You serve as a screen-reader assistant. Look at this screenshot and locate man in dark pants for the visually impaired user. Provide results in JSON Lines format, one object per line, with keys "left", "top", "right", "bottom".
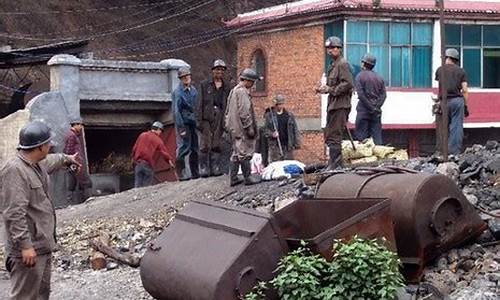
{"left": 132, "top": 121, "right": 174, "bottom": 187}
{"left": 63, "top": 117, "right": 92, "bottom": 204}
{"left": 435, "top": 48, "right": 469, "bottom": 155}
{"left": 354, "top": 53, "right": 387, "bottom": 145}
{"left": 263, "top": 94, "right": 300, "bottom": 163}
{"left": 224, "top": 68, "right": 261, "bottom": 186}
{"left": 316, "top": 36, "right": 353, "bottom": 170}
{"left": 197, "top": 59, "right": 230, "bottom": 177}
{"left": 173, "top": 67, "right": 199, "bottom": 180}
{"left": 1, "top": 120, "right": 80, "bottom": 300}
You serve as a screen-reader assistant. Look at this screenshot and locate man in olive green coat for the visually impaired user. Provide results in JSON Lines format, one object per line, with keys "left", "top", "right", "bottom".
{"left": 316, "top": 36, "right": 354, "bottom": 170}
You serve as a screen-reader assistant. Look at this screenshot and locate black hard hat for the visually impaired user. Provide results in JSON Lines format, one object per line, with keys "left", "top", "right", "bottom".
{"left": 361, "top": 53, "right": 377, "bottom": 66}
{"left": 239, "top": 68, "right": 260, "bottom": 81}
{"left": 177, "top": 67, "right": 191, "bottom": 78}
{"left": 17, "top": 120, "right": 52, "bottom": 150}
{"left": 212, "top": 59, "right": 227, "bottom": 70}
{"left": 325, "top": 36, "right": 343, "bottom": 48}
{"left": 151, "top": 121, "right": 164, "bottom": 130}
{"left": 445, "top": 48, "right": 460, "bottom": 60}
{"left": 69, "top": 116, "right": 83, "bottom": 125}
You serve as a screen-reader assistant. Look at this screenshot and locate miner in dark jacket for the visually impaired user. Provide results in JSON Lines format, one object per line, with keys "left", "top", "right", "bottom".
{"left": 173, "top": 67, "right": 199, "bottom": 181}
{"left": 435, "top": 48, "right": 469, "bottom": 155}
{"left": 196, "top": 59, "right": 230, "bottom": 177}
{"left": 354, "top": 53, "right": 387, "bottom": 145}
{"left": 263, "top": 94, "right": 300, "bottom": 163}
{"left": 316, "top": 36, "right": 353, "bottom": 170}
{"left": 1, "top": 120, "right": 80, "bottom": 300}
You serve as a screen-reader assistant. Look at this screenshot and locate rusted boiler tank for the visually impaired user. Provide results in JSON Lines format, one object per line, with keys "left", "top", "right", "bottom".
{"left": 315, "top": 166, "right": 487, "bottom": 281}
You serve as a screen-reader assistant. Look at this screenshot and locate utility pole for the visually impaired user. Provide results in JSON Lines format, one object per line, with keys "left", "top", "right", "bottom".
{"left": 437, "top": 0, "right": 449, "bottom": 160}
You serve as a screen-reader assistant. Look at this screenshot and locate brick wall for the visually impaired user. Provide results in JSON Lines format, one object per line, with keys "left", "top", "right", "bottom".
{"left": 237, "top": 25, "right": 324, "bottom": 119}
{"left": 237, "top": 25, "right": 327, "bottom": 163}
{"left": 294, "top": 131, "right": 326, "bottom": 163}
{"left": 0, "top": 109, "right": 29, "bottom": 164}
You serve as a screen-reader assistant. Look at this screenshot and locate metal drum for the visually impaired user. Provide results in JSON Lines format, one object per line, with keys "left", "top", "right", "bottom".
{"left": 315, "top": 166, "right": 487, "bottom": 282}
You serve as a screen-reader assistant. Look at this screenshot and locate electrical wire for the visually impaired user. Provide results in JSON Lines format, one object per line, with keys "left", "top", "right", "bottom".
{"left": 93, "top": 2, "right": 228, "bottom": 55}
{"left": 0, "top": 2, "right": 172, "bottom": 38}
{"left": 0, "top": 0, "right": 215, "bottom": 41}
{"left": 0, "top": 0, "right": 184, "bottom": 15}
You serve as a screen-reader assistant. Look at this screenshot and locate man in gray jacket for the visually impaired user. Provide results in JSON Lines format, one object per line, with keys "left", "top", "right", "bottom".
{"left": 1, "top": 120, "right": 79, "bottom": 300}
{"left": 224, "top": 68, "right": 261, "bottom": 186}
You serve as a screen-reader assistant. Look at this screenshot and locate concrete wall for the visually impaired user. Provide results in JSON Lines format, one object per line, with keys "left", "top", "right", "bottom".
{"left": 0, "top": 109, "right": 30, "bottom": 164}
{"left": 0, "top": 55, "right": 188, "bottom": 207}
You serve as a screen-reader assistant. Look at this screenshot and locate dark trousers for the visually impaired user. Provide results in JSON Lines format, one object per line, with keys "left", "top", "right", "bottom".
{"left": 324, "top": 108, "right": 349, "bottom": 147}
{"left": 134, "top": 162, "right": 153, "bottom": 188}
{"left": 177, "top": 125, "right": 199, "bottom": 161}
{"left": 176, "top": 125, "right": 199, "bottom": 177}
{"left": 448, "top": 97, "right": 464, "bottom": 155}
{"left": 199, "top": 108, "right": 224, "bottom": 154}
{"left": 355, "top": 111, "right": 382, "bottom": 145}
{"left": 66, "top": 171, "right": 91, "bottom": 204}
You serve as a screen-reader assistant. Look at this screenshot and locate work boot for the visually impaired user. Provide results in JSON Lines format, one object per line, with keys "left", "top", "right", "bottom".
{"left": 199, "top": 152, "right": 210, "bottom": 178}
{"left": 189, "top": 152, "right": 200, "bottom": 179}
{"left": 176, "top": 159, "right": 190, "bottom": 181}
{"left": 229, "top": 161, "right": 243, "bottom": 186}
{"left": 326, "top": 146, "right": 343, "bottom": 171}
{"left": 241, "top": 159, "right": 261, "bottom": 185}
{"left": 210, "top": 152, "right": 223, "bottom": 177}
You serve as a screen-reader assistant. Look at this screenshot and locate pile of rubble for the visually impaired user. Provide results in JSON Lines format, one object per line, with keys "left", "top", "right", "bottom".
{"left": 53, "top": 210, "right": 176, "bottom": 272}
{"left": 342, "top": 138, "right": 409, "bottom": 165}
{"left": 386, "top": 141, "right": 500, "bottom": 299}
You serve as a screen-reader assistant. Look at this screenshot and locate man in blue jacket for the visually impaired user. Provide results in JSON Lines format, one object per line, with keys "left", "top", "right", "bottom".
{"left": 173, "top": 67, "right": 199, "bottom": 181}
{"left": 354, "top": 53, "right": 386, "bottom": 145}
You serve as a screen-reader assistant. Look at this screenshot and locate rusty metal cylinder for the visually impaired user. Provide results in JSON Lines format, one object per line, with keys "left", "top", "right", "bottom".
{"left": 315, "top": 167, "right": 486, "bottom": 282}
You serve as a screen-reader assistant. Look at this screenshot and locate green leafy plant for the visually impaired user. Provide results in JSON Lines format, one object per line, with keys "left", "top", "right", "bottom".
{"left": 321, "top": 237, "right": 404, "bottom": 300}
{"left": 242, "top": 281, "right": 267, "bottom": 300}
{"left": 270, "top": 242, "right": 329, "bottom": 300}
{"left": 245, "top": 237, "right": 404, "bottom": 299}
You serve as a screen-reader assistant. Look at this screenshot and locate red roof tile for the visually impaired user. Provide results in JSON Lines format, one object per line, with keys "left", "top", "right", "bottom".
{"left": 226, "top": 0, "right": 500, "bottom": 28}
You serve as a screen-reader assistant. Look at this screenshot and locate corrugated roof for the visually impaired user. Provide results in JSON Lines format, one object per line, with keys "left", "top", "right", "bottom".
{"left": 226, "top": 0, "right": 500, "bottom": 28}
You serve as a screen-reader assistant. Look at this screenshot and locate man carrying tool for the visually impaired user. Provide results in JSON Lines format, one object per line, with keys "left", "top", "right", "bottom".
{"left": 1, "top": 120, "right": 80, "bottom": 300}
{"left": 196, "top": 59, "right": 230, "bottom": 177}
{"left": 63, "top": 116, "right": 92, "bottom": 204}
{"left": 224, "top": 68, "right": 261, "bottom": 186}
{"left": 354, "top": 53, "right": 386, "bottom": 145}
{"left": 263, "top": 94, "right": 300, "bottom": 163}
{"left": 132, "top": 121, "right": 174, "bottom": 187}
{"left": 435, "top": 48, "right": 469, "bottom": 155}
{"left": 173, "top": 67, "right": 199, "bottom": 181}
{"left": 315, "top": 36, "right": 354, "bottom": 170}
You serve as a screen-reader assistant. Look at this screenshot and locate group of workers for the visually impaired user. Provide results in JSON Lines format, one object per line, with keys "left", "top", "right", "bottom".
{"left": 0, "top": 34, "right": 469, "bottom": 300}
{"left": 132, "top": 59, "right": 301, "bottom": 188}
{"left": 316, "top": 36, "right": 468, "bottom": 170}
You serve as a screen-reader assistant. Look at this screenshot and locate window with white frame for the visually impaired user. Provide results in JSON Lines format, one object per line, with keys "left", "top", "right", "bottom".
{"left": 345, "top": 20, "right": 433, "bottom": 88}
{"left": 445, "top": 24, "right": 500, "bottom": 88}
